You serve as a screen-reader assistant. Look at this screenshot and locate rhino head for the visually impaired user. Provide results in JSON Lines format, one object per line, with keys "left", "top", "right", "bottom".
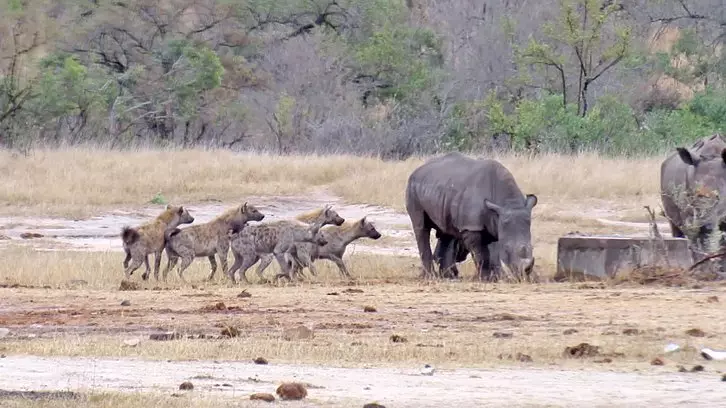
{"left": 676, "top": 147, "right": 726, "bottom": 250}
{"left": 484, "top": 194, "right": 538, "bottom": 278}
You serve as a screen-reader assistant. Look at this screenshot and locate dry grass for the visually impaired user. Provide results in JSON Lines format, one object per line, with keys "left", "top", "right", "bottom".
{"left": 0, "top": 392, "right": 245, "bottom": 408}
{"left": 0, "top": 148, "right": 665, "bottom": 217}
{"left": 0, "top": 246, "right": 418, "bottom": 290}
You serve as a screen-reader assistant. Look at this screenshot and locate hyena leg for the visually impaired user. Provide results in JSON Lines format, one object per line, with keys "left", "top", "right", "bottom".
{"left": 123, "top": 256, "right": 144, "bottom": 280}
{"left": 295, "top": 251, "right": 317, "bottom": 280}
{"left": 226, "top": 252, "right": 244, "bottom": 284}
{"left": 141, "top": 255, "right": 152, "bottom": 280}
{"left": 330, "top": 255, "right": 351, "bottom": 279}
{"left": 162, "top": 254, "right": 179, "bottom": 283}
{"left": 237, "top": 253, "right": 261, "bottom": 284}
{"left": 206, "top": 255, "right": 218, "bottom": 281}
{"left": 255, "top": 254, "right": 275, "bottom": 282}
{"left": 176, "top": 255, "right": 194, "bottom": 284}
{"left": 151, "top": 250, "right": 163, "bottom": 281}
{"left": 123, "top": 250, "right": 131, "bottom": 269}
{"left": 214, "top": 250, "right": 228, "bottom": 281}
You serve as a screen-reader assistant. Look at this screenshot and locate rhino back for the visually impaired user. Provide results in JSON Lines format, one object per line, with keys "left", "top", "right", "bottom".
{"left": 407, "top": 153, "right": 526, "bottom": 235}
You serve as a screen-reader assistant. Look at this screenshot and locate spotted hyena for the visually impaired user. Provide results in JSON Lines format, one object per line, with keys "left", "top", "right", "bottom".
{"left": 162, "top": 202, "right": 265, "bottom": 283}
{"left": 283, "top": 216, "right": 382, "bottom": 280}
{"left": 226, "top": 205, "right": 345, "bottom": 283}
{"left": 121, "top": 204, "right": 195, "bottom": 280}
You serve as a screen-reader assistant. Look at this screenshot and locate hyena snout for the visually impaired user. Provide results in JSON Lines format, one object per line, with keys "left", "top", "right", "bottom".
{"left": 368, "top": 228, "right": 382, "bottom": 240}
{"left": 251, "top": 213, "right": 265, "bottom": 222}
{"left": 315, "top": 234, "right": 328, "bottom": 246}
{"left": 333, "top": 215, "right": 345, "bottom": 226}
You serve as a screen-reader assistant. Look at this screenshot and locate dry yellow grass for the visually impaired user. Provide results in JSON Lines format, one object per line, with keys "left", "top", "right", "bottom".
{"left": 0, "top": 147, "right": 665, "bottom": 217}
{"left": 0, "top": 392, "right": 245, "bottom": 408}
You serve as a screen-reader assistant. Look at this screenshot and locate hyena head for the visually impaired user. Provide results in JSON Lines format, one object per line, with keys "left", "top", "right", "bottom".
{"left": 322, "top": 205, "right": 345, "bottom": 226}
{"left": 314, "top": 232, "right": 328, "bottom": 246}
{"left": 240, "top": 202, "right": 265, "bottom": 223}
{"left": 358, "top": 216, "right": 382, "bottom": 240}
{"left": 167, "top": 204, "right": 195, "bottom": 226}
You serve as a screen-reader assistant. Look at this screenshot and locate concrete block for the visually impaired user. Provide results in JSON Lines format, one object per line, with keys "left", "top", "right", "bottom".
{"left": 555, "top": 234, "right": 693, "bottom": 282}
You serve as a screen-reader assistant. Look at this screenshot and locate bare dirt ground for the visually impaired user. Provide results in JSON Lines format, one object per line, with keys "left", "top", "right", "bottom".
{"left": 1, "top": 354, "right": 723, "bottom": 407}
{"left": 1, "top": 192, "right": 725, "bottom": 407}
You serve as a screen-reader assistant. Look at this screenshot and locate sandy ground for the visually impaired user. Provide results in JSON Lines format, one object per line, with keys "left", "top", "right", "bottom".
{"left": 0, "top": 355, "right": 723, "bottom": 407}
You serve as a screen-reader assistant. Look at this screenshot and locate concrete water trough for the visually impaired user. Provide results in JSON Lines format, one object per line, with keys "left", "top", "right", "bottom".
{"left": 555, "top": 234, "right": 693, "bottom": 281}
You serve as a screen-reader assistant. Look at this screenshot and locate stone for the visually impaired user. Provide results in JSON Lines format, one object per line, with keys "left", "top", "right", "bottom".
{"left": 250, "top": 393, "right": 275, "bottom": 402}
{"left": 555, "top": 235, "right": 692, "bottom": 281}
{"left": 0, "top": 328, "right": 10, "bottom": 338}
{"left": 276, "top": 382, "right": 307, "bottom": 400}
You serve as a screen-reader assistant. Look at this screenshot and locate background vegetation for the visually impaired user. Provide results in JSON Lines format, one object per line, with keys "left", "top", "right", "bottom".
{"left": 3, "top": 0, "right": 726, "bottom": 157}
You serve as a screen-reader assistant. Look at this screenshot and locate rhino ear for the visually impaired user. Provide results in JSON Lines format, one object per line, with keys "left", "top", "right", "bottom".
{"left": 677, "top": 147, "right": 698, "bottom": 166}
{"left": 525, "top": 194, "right": 538, "bottom": 210}
{"left": 721, "top": 148, "right": 726, "bottom": 165}
{"left": 485, "top": 199, "right": 502, "bottom": 214}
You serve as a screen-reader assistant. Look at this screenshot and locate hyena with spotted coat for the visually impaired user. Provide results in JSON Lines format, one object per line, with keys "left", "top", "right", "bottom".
{"left": 282, "top": 216, "right": 382, "bottom": 280}
{"left": 226, "top": 205, "right": 345, "bottom": 283}
{"left": 121, "top": 204, "right": 195, "bottom": 281}
{"left": 162, "top": 203, "right": 265, "bottom": 283}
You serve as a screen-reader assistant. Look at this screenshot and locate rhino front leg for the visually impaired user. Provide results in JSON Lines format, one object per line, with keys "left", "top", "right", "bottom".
{"left": 461, "top": 231, "right": 494, "bottom": 282}
{"left": 411, "top": 213, "right": 435, "bottom": 279}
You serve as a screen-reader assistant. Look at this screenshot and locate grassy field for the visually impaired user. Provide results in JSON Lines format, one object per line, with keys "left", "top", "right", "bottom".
{"left": 3, "top": 147, "right": 724, "bottom": 406}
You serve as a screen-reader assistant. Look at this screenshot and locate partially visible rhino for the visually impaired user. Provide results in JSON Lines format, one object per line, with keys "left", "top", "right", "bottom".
{"left": 661, "top": 133, "right": 726, "bottom": 255}
{"left": 405, "top": 152, "right": 537, "bottom": 281}
{"left": 432, "top": 231, "right": 499, "bottom": 279}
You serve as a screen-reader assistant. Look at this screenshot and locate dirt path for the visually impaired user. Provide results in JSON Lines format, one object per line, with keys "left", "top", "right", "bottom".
{"left": 0, "top": 355, "right": 720, "bottom": 407}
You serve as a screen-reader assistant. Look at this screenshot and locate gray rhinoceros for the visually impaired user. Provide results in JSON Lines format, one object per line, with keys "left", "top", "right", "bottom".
{"left": 660, "top": 133, "right": 726, "bottom": 254}
{"left": 405, "top": 152, "right": 537, "bottom": 281}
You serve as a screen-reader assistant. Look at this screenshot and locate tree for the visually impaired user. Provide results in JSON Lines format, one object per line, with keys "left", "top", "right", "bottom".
{"left": 512, "top": 0, "right": 632, "bottom": 116}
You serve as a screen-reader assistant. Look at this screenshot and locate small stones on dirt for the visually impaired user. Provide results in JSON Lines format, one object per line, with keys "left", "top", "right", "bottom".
{"left": 678, "top": 365, "right": 705, "bottom": 373}
{"left": 594, "top": 358, "right": 613, "bottom": 364}
{"left": 205, "top": 302, "right": 228, "bottom": 311}
{"left": 120, "top": 300, "right": 131, "bottom": 306}
{"left": 651, "top": 357, "right": 665, "bottom": 366}
{"left": 493, "top": 332, "right": 513, "bottom": 339}
{"left": 282, "top": 325, "right": 314, "bottom": 341}
{"left": 390, "top": 334, "right": 408, "bottom": 343}
{"left": 498, "top": 352, "right": 532, "bottom": 362}
{"left": 220, "top": 326, "right": 240, "bottom": 338}
{"left": 622, "top": 328, "right": 640, "bottom": 336}
{"left": 250, "top": 393, "right": 275, "bottom": 402}
{"left": 363, "top": 306, "right": 377, "bottom": 313}
{"left": 237, "top": 290, "right": 252, "bottom": 298}
{"left": 253, "top": 357, "right": 268, "bottom": 365}
{"left": 0, "top": 328, "right": 10, "bottom": 339}
{"left": 276, "top": 382, "right": 308, "bottom": 400}
{"left": 179, "top": 381, "right": 194, "bottom": 390}
{"left": 564, "top": 343, "right": 600, "bottom": 358}
{"left": 563, "top": 329, "right": 579, "bottom": 335}
{"left": 0, "top": 234, "right": 10, "bottom": 240}
{"left": 363, "top": 403, "right": 386, "bottom": 408}
{"left": 20, "top": 232, "right": 43, "bottom": 239}
{"left": 707, "top": 296, "right": 719, "bottom": 303}
{"left": 343, "top": 288, "right": 364, "bottom": 294}
{"left": 149, "top": 331, "right": 182, "bottom": 341}
{"left": 119, "top": 280, "right": 140, "bottom": 291}
{"left": 685, "top": 328, "right": 706, "bottom": 337}
{"left": 326, "top": 292, "right": 339, "bottom": 296}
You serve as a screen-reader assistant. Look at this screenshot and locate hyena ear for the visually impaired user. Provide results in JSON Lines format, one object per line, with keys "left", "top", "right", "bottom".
{"left": 177, "top": 206, "right": 184, "bottom": 215}
{"left": 360, "top": 216, "right": 367, "bottom": 225}
{"left": 166, "top": 204, "right": 173, "bottom": 210}
{"left": 241, "top": 202, "right": 248, "bottom": 212}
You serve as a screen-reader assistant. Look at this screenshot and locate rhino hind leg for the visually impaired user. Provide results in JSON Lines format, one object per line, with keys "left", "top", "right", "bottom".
{"left": 435, "top": 234, "right": 460, "bottom": 279}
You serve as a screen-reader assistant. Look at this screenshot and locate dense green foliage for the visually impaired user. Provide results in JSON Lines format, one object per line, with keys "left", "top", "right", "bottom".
{"left": 2, "top": 0, "right": 726, "bottom": 156}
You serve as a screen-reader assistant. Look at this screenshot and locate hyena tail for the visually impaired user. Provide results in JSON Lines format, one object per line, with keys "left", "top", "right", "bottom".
{"left": 121, "top": 226, "right": 141, "bottom": 246}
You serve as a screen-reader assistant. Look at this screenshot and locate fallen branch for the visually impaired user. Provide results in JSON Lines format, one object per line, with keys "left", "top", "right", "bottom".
{"left": 688, "top": 251, "right": 726, "bottom": 271}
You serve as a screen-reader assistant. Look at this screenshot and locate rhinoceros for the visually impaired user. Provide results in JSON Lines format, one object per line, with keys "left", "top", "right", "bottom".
{"left": 660, "top": 133, "right": 726, "bottom": 254}
{"left": 405, "top": 152, "right": 537, "bottom": 281}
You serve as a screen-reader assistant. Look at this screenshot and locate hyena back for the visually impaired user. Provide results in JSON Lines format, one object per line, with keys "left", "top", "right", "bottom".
{"left": 284, "top": 216, "right": 382, "bottom": 279}
{"left": 162, "top": 202, "right": 265, "bottom": 283}
{"left": 226, "top": 205, "right": 344, "bottom": 283}
{"left": 121, "top": 204, "right": 195, "bottom": 280}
